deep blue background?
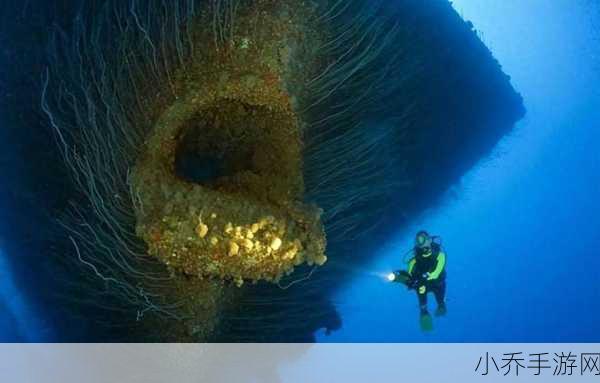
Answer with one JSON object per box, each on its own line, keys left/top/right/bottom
{"left": 317, "top": 0, "right": 600, "bottom": 342}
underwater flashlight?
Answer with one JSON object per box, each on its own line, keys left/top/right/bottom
{"left": 387, "top": 272, "right": 396, "bottom": 282}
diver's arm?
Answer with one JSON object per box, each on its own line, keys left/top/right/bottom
{"left": 407, "top": 258, "right": 416, "bottom": 276}
{"left": 427, "top": 252, "right": 446, "bottom": 280}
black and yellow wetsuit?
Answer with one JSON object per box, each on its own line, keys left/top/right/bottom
{"left": 407, "top": 243, "right": 446, "bottom": 312}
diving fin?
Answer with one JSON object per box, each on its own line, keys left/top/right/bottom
{"left": 419, "top": 312, "right": 434, "bottom": 332}
{"left": 435, "top": 304, "right": 447, "bottom": 317}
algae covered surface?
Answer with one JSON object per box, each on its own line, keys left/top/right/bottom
{"left": 132, "top": 0, "right": 327, "bottom": 289}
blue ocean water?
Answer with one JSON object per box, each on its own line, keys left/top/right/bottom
{"left": 317, "top": 0, "right": 600, "bottom": 342}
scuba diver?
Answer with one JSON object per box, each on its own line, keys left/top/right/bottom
{"left": 388, "top": 230, "right": 447, "bottom": 332}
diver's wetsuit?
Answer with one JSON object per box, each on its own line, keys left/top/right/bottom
{"left": 407, "top": 243, "right": 446, "bottom": 311}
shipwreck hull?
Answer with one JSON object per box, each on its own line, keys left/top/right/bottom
{"left": 29, "top": 0, "right": 526, "bottom": 340}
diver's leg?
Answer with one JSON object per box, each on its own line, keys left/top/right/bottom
{"left": 417, "top": 290, "right": 433, "bottom": 332}
{"left": 434, "top": 281, "right": 447, "bottom": 317}
{"left": 417, "top": 288, "right": 428, "bottom": 314}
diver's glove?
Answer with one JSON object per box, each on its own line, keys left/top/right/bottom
{"left": 407, "top": 277, "right": 421, "bottom": 290}
{"left": 407, "top": 274, "right": 429, "bottom": 290}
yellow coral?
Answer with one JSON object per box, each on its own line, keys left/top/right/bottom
{"left": 258, "top": 218, "right": 269, "bottom": 229}
{"left": 283, "top": 247, "right": 298, "bottom": 260}
{"left": 242, "top": 238, "right": 254, "bottom": 250}
{"left": 315, "top": 254, "right": 328, "bottom": 266}
{"left": 196, "top": 222, "right": 209, "bottom": 238}
{"left": 210, "top": 236, "right": 219, "bottom": 245}
{"left": 251, "top": 223, "right": 260, "bottom": 233}
{"left": 270, "top": 237, "right": 282, "bottom": 251}
{"left": 229, "top": 241, "right": 240, "bottom": 256}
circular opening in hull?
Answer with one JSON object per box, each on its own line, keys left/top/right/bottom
{"left": 174, "top": 100, "right": 258, "bottom": 186}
